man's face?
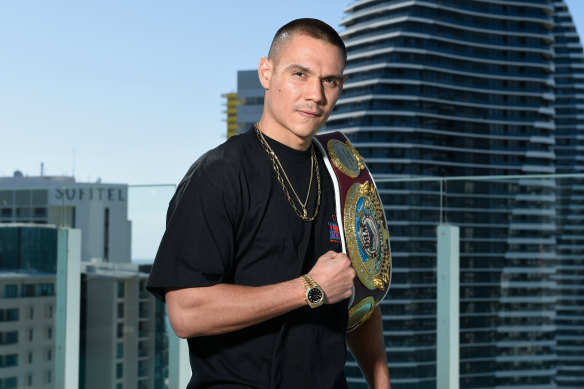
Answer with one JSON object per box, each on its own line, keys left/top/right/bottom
{"left": 259, "top": 34, "right": 345, "bottom": 149}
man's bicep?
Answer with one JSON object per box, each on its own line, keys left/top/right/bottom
{"left": 147, "top": 176, "right": 237, "bottom": 300}
{"left": 166, "top": 177, "right": 236, "bottom": 276}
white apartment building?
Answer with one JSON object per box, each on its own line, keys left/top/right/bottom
{"left": 0, "top": 272, "right": 56, "bottom": 389}
{"left": 0, "top": 172, "right": 131, "bottom": 264}
{"left": 82, "top": 261, "right": 156, "bottom": 389}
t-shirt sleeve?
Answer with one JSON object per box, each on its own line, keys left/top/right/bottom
{"left": 146, "top": 175, "right": 237, "bottom": 302}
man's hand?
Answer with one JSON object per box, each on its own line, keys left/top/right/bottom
{"left": 308, "top": 251, "right": 356, "bottom": 304}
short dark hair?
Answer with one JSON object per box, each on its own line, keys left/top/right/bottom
{"left": 268, "top": 18, "right": 347, "bottom": 65}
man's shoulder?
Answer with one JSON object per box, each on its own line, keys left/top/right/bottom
{"left": 164, "top": 132, "right": 256, "bottom": 221}
{"left": 184, "top": 130, "right": 254, "bottom": 184}
{"left": 173, "top": 130, "right": 259, "bottom": 203}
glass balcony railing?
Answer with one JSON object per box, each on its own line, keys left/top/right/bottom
{"left": 128, "top": 184, "right": 176, "bottom": 264}
{"left": 1, "top": 174, "right": 584, "bottom": 388}
{"left": 371, "top": 173, "right": 584, "bottom": 388}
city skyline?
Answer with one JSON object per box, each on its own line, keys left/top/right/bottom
{"left": 2, "top": 0, "right": 584, "bottom": 186}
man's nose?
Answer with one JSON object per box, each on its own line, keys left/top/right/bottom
{"left": 305, "top": 78, "right": 325, "bottom": 104}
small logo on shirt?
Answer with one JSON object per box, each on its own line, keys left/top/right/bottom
{"left": 328, "top": 214, "right": 341, "bottom": 243}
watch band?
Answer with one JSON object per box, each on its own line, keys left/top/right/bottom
{"left": 300, "top": 274, "right": 324, "bottom": 308}
{"left": 300, "top": 274, "right": 317, "bottom": 289}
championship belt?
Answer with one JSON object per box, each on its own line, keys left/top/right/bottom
{"left": 313, "top": 132, "right": 392, "bottom": 332}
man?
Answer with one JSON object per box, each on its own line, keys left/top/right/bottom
{"left": 147, "top": 18, "right": 390, "bottom": 388}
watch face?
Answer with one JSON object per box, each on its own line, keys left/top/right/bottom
{"left": 307, "top": 287, "right": 323, "bottom": 304}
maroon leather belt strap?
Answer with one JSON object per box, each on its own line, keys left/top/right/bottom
{"left": 314, "top": 131, "right": 392, "bottom": 332}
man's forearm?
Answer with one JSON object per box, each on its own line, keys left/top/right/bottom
{"left": 166, "top": 279, "right": 307, "bottom": 338}
{"left": 165, "top": 250, "right": 355, "bottom": 338}
{"left": 346, "top": 306, "right": 391, "bottom": 388}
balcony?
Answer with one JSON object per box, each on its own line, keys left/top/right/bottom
{"left": 2, "top": 175, "right": 584, "bottom": 388}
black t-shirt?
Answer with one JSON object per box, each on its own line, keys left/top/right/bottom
{"left": 147, "top": 128, "right": 349, "bottom": 389}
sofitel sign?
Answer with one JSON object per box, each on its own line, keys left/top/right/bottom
{"left": 54, "top": 187, "right": 126, "bottom": 202}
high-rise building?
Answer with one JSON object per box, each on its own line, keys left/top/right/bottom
{"left": 552, "top": 2, "right": 584, "bottom": 387}
{"left": 81, "top": 261, "right": 157, "bottom": 389}
{"left": 0, "top": 225, "right": 160, "bottom": 389}
{"left": 222, "top": 92, "right": 238, "bottom": 138}
{"left": 236, "top": 70, "right": 264, "bottom": 135}
{"left": 221, "top": 70, "right": 263, "bottom": 137}
{"left": 0, "top": 173, "right": 131, "bottom": 264}
{"left": 323, "top": 0, "right": 584, "bottom": 387}
{"left": 0, "top": 270, "right": 56, "bottom": 389}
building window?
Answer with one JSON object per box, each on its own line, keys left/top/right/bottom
{"left": 0, "top": 308, "right": 18, "bottom": 322}
{"left": 3, "top": 285, "right": 17, "bottom": 298}
{"left": 139, "top": 302, "right": 149, "bottom": 319}
{"left": 0, "top": 377, "right": 17, "bottom": 389}
{"left": 33, "top": 207, "right": 47, "bottom": 218}
{"left": 117, "top": 343, "right": 124, "bottom": 359}
{"left": 117, "top": 323, "right": 124, "bottom": 338}
{"left": 71, "top": 206, "right": 76, "bottom": 228}
{"left": 117, "top": 303, "right": 124, "bottom": 319}
{"left": 28, "top": 330, "right": 33, "bottom": 342}
{"left": 31, "top": 190, "right": 48, "bottom": 206}
{"left": 0, "top": 354, "right": 18, "bottom": 368}
{"left": 28, "top": 352, "right": 32, "bottom": 364}
{"left": 15, "top": 190, "right": 31, "bottom": 206}
{"left": 117, "top": 282, "right": 125, "bottom": 298}
{"left": 0, "top": 191, "right": 14, "bottom": 206}
{"left": 46, "top": 349, "right": 52, "bottom": 361}
{"left": 138, "top": 360, "right": 147, "bottom": 377}
{"left": 138, "top": 321, "right": 148, "bottom": 338}
{"left": 47, "top": 327, "right": 52, "bottom": 340}
{"left": 29, "top": 307, "right": 34, "bottom": 320}
{"left": 116, "top": 363, "right": 123, "bottom": 379}
{"left": 28, "top": 374, "right": 32, "bottom": 386}
{"left": 0, "top": 331, "right": 18, "bottom": 345}
{"left": 104, "top": 208, "right": 110, "bottom": 261}
{"left": 46, "top": 370, "right": 51, "bottom": 384}
{"left": 19, "top": 284, "right": 55, "bottom": 298}
{"left": 22, "top": 285, "right": 35, "bottom": 297}
{"left": 39, "top": 283, "right": 54, "bottom": 296}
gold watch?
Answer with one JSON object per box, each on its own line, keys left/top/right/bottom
{"left": 300, "top": 275, "right": 324, "bottom": 308}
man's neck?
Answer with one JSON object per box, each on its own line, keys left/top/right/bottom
{"left": 256, "top": 119, "right": 312, "bottom": 151}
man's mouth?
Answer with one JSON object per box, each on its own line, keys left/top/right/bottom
{"left": 297, "top": 108, "right": 323, "bottom": 118}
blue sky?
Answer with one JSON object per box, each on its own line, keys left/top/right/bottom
{"left": 0, "top": 1, "right": 346, "bottom": 185}
{"left": 2, "top": 0, "right": 583, "bottom": 186}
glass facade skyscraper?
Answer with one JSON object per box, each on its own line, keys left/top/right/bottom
{"left": 324, "top": 0, "right": 584, "bottom": 387}
{"left": 552, "top": 2, "right": 584, "bottom": 387}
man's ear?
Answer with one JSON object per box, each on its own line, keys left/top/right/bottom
{"left": 258, "top": 56, "right": 272, "bottom": 89}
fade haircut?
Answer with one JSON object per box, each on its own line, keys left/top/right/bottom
{"left": 268, "top": 18, "right": 347, "bottom": 65}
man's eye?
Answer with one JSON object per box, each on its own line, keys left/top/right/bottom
{"left": 294, "top": 72, "right": 305, "bottom": 77}
{"left": 324, "top": 79, "right": 338, "bottom": 87}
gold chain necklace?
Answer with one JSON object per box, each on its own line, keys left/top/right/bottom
{"left": 254, "top": 124, "right": 321, "bottom": 221}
